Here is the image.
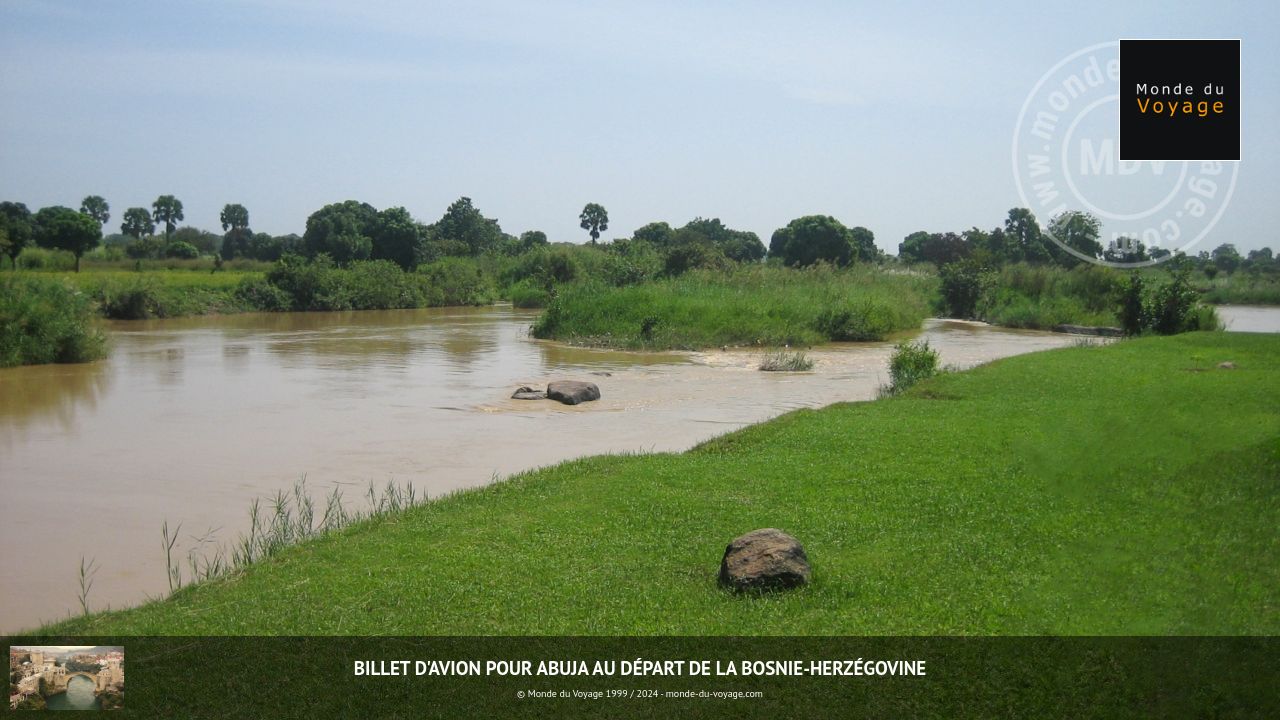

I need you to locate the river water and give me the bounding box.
[7,304,1274,633]
[43,675,99,710]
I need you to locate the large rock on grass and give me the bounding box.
[546,380,601,405]
[718,528,810,592]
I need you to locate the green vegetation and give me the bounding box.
[758,349,813,372]
[37,332,1278,635]
[0,275,106,367]
[884,339,940,395]
[533,264,936,349]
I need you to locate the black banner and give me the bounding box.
[7,636,1278,718]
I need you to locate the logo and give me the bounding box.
[1012,41,1238,268]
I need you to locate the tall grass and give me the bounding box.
[162,478,426,594]
[977,263,1123,329]
[533,263,936,349]
[759,349,814,371]
[0,275,107,366]
[1199,274,1280,305]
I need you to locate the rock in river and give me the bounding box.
[546,380,601,405]
[718,528,811,592]
[511,386,547,400]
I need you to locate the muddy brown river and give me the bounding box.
[0,306,1120,632]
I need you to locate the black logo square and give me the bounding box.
[1120,39,1240,161]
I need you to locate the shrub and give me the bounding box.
[814,301,897,341]
[345,260,426,310]
[509,278,551,308]
[1119,272,1145,336]
[419,257,495,306]
[1147,264,1205,335]
[759,349,814,372]
[165,240,200,259]
[16,246,76,271]
[235,276,292,312]
[94,275,163,319]
[886,340,940,395]
[0,275,107,366]
[939,260,991,318]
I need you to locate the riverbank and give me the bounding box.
[33,331,1278,635]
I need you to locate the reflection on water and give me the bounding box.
[0,361,111,442]
[0,306,1086,632]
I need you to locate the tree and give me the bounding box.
[0,201,33,269]
[34,205,101,272]
[152,195,184,240]
[849,226,878,263]
[370,206,424,270]
[579,203,609,245]
[433,197,504,256]
[1103,236,1148,263]
[80,195,110,226]
[220,203,252,260]
[1046,211,1103,265]
[680,217,766,262]
[518,230,548,253]
[304,200,377,263]
[1246,247,1273,264]
[1211,243,1242,275]
[632,221,674,248]
[770,215,859,267]
[1002,208,1050,264]
[121,207,155,239]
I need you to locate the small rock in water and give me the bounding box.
[511,386,547,400]
[546,380,601,405]
[590,371,612,377]
[1218,361,1237,370]
[718,528,811,592]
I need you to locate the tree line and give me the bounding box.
[2,193,1273,278]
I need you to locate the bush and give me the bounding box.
[1148,264,1214,335]
[1119,272,1145,336]
[16,246,76,271]
[939,260,991,318]
[813,300,897,341]
[0,275,107,366]
[509,278,551,308]
[235,276,292,312]
[165,240,200,259]
[265,254,351,311]
[419,257,495,306]
[94,275,163,319]
[345,260,427,309]
[759,349,814,371]
[886,340,940,395]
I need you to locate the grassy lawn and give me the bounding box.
[37,332,1279,636]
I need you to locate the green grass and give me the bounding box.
[1199,273,1280,305]
[533,264,937,349]
[63,270,261,318]
[978,263,1123,329]
[37,332,1279,635]
[758,349,814,371]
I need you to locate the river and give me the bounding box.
[43,675,99,710]
[1,304,1271,633]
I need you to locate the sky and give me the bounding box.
[1,0,1277,253]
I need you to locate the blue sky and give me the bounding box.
[2,0,1276,252]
